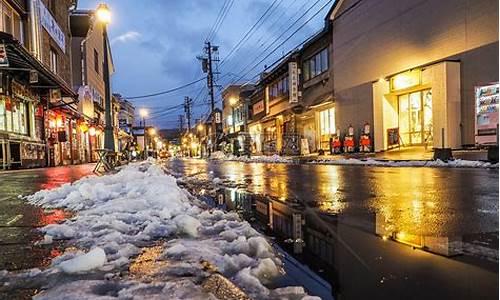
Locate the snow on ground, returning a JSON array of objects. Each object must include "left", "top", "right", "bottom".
[
  {"left": 0, "top": 161, "right": 316, "bottom": 299},
  {"left": 209, "top": 151, "right": 497, "bottom": 168},
  {"left": 210, "top": 151, "right": 295, "bottom": 164},
  {"left": 310, "top": 157, "right": 498, "bottom": 168}
]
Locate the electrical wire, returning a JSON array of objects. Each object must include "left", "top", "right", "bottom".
[
  {"left": 231, "top": 0, "right": 334, "bottom": 84},
  {"left": 124, "top": 77, "right": 206, "bottom": 100}
]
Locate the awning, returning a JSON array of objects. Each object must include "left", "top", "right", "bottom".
[{"left": 0, "top": 32, "right": 76, "bottom": 98}]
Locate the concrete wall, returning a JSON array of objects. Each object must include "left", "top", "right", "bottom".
[{"left": 331, "top": 0, "right": 499, "bottom": 146}]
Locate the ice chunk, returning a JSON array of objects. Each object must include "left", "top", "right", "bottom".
[
  {"left": 174, "top": 214, "right": 201, "bottom": 237},
  {"left": 58, "top": 247, "right": 106, "bottom": 273},
  {"left": 251, "top": 258, "right": 280, "bottom": 283},
  {"left": 42, "top": 224, "right": 75, "bottom": 239}
]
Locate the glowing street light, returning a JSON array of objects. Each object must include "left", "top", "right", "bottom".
[
  {"left": 149, "top": 128, "right": 156, "bottom": 136},
  {"left": 139, "top": 109, "right": 148, "bottom": 118},
  {"left": 96, "top": 3, "right": 111, "bottom": 24},
  {"left": 197, "top": 123, "right": 205, "bottom": 132}
]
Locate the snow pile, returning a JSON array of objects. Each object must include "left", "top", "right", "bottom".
[
  {"left": 210, "top": 151, "right": 295, "bottom": 164},
  {"left": 9, "top": 161, "right": 312, "bottom": 299},
  {"left": 310, "top": 157, "right": 498, "bottom": 168},
  {"left": 58, "top": 247, "right": 106, "bottom": 274}
]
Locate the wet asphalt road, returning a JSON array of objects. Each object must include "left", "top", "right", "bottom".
[
  {"left": 0, "top": 164, "right": 95, "bottom": 271},
  {"left": 165, "top": 158, "right": 499, "bottom": 300}
]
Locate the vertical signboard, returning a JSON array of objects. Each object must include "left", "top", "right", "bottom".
[
  {"left": 288, "top": 62, "right": 299, "bottom": 103},
  {"left": 37, "top": 0, "right": 66, "bottom": 52},
  {"left": 475, "top": 83, "right": 499, "bottom": 145}
]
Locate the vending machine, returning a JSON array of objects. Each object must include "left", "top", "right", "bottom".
[{"left": 475, "top": 83, "right": 499, "bottom": 145}]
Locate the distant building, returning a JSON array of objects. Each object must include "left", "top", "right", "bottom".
[{"left": 115, "top": 94, "right": 135, "bottom": 134}]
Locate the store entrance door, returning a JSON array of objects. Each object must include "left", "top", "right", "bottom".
[{"left": 398, "top": 89, "right": 433, "bottom": 146}]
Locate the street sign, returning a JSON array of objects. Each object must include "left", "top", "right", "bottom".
[{"left": 288, "top": 62, "right": 299, "bottom": 103}]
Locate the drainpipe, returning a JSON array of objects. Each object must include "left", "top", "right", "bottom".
[{"left": 28, "top": 0, "right": 41, "bottom": 60}]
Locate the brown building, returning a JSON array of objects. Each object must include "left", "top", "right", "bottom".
[
  {"left": 70, "top": 8, "right": 115, "bottom": 162},
  {"left": 328, "top": 0, "right": 499, "bottom": 151},
  {"left": 1, "top": 0, "right": 78, "bottom": 169},
  {"left": 296, "top": 26, "right": 334, "bottom": 154}
]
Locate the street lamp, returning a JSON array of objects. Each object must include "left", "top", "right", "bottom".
[{"left": 97, "top": 3, "right": 114, "bottom": 152}]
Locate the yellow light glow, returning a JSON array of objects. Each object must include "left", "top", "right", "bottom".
[
  {"left": 229, "top": 97, "right": 238, "bottom": 106},
  {"left": 149, "top": 128, "right": 156, "bottom": 135},
  {"left": 382, "top": 235, "right": 388, "bottom": 241},
  {"left": 190, "top": 142, "right": 199, "bottom": 149},
  {"left": 391, "top": 70, "right": 421, "bottom": 91},
  {"left": 197, "top": 124, "right": 204, "bottom": 131},
  {"left": 182, "top": 138, "right": 188, "bottom": 143},
  {"left": 139, "top": 109, "right": 148, "bottom": 118},
  {"left": 189, "top": 133, "right": 193, "bottom": 138},
  {"left": 396, "top": 232, "right": 406, "bottom": 239},
  {"left": 96, "top": 3, "right": 111, "bottom": 24}
]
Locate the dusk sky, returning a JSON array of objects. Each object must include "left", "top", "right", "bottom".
[{"left": 78, "top": 0, "right": 334, "bottom": 129}]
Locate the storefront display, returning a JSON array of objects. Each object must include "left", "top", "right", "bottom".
[{"left": 475, "top": 83, "right": 499, "bottom": 145}]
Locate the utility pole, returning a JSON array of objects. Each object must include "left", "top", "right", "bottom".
[
  {"left": 184, "top": 97, "right": 192, "bottom": 133},
  {"left": 199, "top": 42, "right": 219, "bottom": 154},
  {"left": 178, "top": 115, "right": 184, "bottom": 132},
  {"left": 206, "top": 42, "right": 215, "bottom": 112}
]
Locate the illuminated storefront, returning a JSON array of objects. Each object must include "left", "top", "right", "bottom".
[
  {"left": 318, "top": 106, "right": 335, "bottom": 151},
  {"left": 0, "top": 80, "right": 45, "bottom": 169},
  {"left": 372, "top": 62, "right": 461, "bottom": 151}
]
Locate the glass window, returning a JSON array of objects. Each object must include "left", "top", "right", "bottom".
[
  {"left": 12, "top": 102, "right": 19, "bottom": 133},
  {"left": 94, "top": 48, "right": 99, "bottom": 74},
  {"left": 0, "top": 97, "right": 5, "bottom": 131},
  {"left": 303, "top": 61, "right": 310, "bottom": 81},
  {"left": 321, "top": 48, "right": 329, "bottom": 72},
  {"left": 19, "top": 102, "right": 26, "bottom": 134},
  {"left": 315, "top": 53, "right": 321, "bottom": 75},
  {"left": 50, "top": 48, "right": 57, "bottom": 74},
  {"left": 310, "top": 58, "right": 316, "bottom": 78},
  {"left": 320, "top": 108, "right": 336, "bottom": 136}
]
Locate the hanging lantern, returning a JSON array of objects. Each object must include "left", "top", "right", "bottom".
[{"left": 89, "top": 127, "right": 96, "bottom": 136}]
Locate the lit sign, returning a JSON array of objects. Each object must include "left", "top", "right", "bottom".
[
  {"left": 253, "top": 100, "right": 264, "bottom": 115},
  {"left": 288, "top": 62, "right": 299, "bottom": 103},
  {"left": 390, "top": 69, "right": 421, "bottom": 91},
  {"left": 38, "top": 0, "right": 66, "bottom": 53}
]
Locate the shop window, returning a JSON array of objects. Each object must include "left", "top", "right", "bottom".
[
  {"left": 12, "top": 102, "right": 19, "bottom": 133},
  {"left": 50, "top": 48, "right": 58, "bottom": 74},
  {"left": 0, "top": 97, "right": 5, "bottom": 131},
  {"left": 303, "top": 48, "right": 329, "bottom": 82},
  {"left": 319, "top": 107, "right": 335, "bottom": 136}
]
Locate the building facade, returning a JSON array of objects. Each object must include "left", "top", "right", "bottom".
[
  {"left": 70, "top": 8, "right": 116, "bottom": 162},
  {"left": 1, "top": 0, "right": 79, "bottom": 169},
  {"left": 328, "top": 0, "right": 499, "bottom": 151}
]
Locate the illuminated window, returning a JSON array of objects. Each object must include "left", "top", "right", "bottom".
[
  {"left": 0, "top": 97, "right": 5, "bottom": 130},
  {"left": 319, "top": 107, "right": 335, "bottom": 135}
]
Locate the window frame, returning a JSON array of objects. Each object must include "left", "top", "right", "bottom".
[
  {"left": 303, "top": 47, "right": 329, "bottom": 82},
  {"left": 49, "top": 48, "right": 58, "bottom": 74},
  {"left": 94, "top": 48, "right": 100, "bottom": 75}
]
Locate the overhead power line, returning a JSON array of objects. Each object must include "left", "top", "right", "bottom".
[
  {"left": 220, "top": 0, "right": 282, "bottom": 65},
  {"left": 124, "top": 77, "right": 206, "bottom": 100},
  {"left": 232, "top": 0, "right": 334, "bottom": 84}
]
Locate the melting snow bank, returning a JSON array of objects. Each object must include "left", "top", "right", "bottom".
[
  {"left": 0, "top": 161, "right": 317, "bottom": 300},
  {"left": 210, "top": 151, "right": 295, "bottom": 164},
  {"left": 309, "top": 158, "right": 498, "bottom": 168},
  {"left": 208, "top": 151, "right": 497, "bottom": 168}
]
